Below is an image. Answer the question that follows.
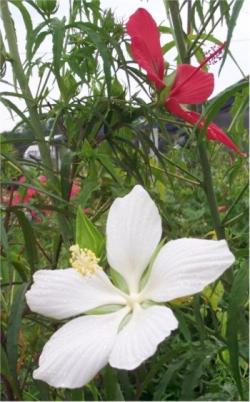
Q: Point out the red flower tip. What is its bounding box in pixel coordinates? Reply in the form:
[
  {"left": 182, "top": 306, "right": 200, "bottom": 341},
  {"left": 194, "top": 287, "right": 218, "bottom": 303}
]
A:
[
  {"left": 126, "top": 8, "right": 165, "bottom": 89},
  {"left": 165, "top": 98, "right": 245, "bottom": 157},
  {"left": 206, "top": 123, "right": 246, "bottom": 157}
]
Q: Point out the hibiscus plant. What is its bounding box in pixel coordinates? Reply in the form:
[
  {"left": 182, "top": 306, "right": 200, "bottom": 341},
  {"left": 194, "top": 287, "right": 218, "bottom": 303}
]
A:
[{"left": 1, "top": 0, "right": 248, "bottom": 401}]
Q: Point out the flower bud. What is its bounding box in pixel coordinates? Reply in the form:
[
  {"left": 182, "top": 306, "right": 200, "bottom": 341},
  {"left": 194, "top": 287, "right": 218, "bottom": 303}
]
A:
[{"left": 36, "top": 0, "right": 58, "bottom": 15}]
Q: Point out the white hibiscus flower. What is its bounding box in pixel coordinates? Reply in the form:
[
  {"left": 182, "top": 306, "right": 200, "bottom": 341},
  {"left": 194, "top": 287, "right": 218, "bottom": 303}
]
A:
[{"left": 26, "top": 185, "right": 234, "bottom": 389}]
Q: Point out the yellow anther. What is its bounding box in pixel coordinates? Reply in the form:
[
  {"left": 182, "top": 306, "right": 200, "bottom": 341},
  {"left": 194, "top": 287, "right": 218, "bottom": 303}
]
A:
[{"left": 69, "top": 245, "right": 101, "bottom": 276}]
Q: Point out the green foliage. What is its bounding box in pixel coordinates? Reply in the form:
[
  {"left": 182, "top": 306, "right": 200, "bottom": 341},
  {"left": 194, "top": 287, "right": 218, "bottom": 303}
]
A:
[
  {"left": 76, "top": 206, "right": 104, "bottom": 258},
  {"left": 0, "top": 0, "right": 248, "bottom": 400}
]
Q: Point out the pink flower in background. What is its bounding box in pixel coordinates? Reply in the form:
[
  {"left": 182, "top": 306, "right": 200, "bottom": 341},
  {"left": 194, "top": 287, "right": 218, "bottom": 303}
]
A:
[
  {"left": 2, "top": 176, "right": 84, "bottom": 220},
  {"left": 70, "top": 182, "right": 81, "bottom": 198},
  {"left": 126, "top": 8, "right": 245, "bottom": 156}
]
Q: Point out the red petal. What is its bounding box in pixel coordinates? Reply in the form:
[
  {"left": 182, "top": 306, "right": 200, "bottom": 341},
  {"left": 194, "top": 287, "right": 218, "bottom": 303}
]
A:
[
  {"left": 70, "top": 182, "right": 80, "bottom": 198},
  {"left": 126, "top": 8, "right": 165, "bottom": 89},
  {"left": 170, "top": 64, "right": 214, "bottom": 104},
  {"left": 12, "top": 192, "right": 21, "bottom": 206},
  {"left": 165, "top": 98, "right": 190, "bottom": 119},
  {"left": 23, "top": 188, "right": 37, "bottom": 203},
  {"left": 18, "top": 175, "right": 26, "bottom": 184},
  {"left": 206, "top": 122, "right": 246, "bottom": 157},
  {"left": 39, "top": 175, "right": 47, "bottom": 183},
  {"left": 165, "top": 98, "right": 245, "bottom": 156}
]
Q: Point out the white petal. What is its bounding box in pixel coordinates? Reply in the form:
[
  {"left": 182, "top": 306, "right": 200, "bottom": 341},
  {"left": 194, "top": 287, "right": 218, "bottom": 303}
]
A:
[
  {"left": 26, "top": 269, "right": 125, "bottom": 320},
  {"left": 33, "top": 308, "right": 129, "bottom": 389},
  {"left": 141, "top": 238, "right": 235, "bottom": 302},
  {"left": 106, "top": 185, "right": 162, "bottom": 293},
  {"left": 109, "top": 305, "right": 178, "bottom": 370}
]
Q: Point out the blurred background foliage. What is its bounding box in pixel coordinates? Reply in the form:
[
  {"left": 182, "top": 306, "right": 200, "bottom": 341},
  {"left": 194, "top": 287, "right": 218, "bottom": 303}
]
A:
[{"left": 0, "top": 0, "right": 249, "bottom": 400}]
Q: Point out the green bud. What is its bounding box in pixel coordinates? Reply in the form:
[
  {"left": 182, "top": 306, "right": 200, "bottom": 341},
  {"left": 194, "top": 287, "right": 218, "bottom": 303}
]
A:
[
  {"left": 36, "top": 0, "right": 58, "bottom": 15},
  {"left": 61, "top": 71, "right": 78, "bottom": 102},
  {"left": 111, "top": 78, "right": 124, "bottom": 98}
]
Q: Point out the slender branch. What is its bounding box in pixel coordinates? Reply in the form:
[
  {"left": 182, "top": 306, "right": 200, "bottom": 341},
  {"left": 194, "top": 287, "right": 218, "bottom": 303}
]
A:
[
  {"left": 1, "top": 0, "right": 71, "bottom": 247},
  {"left": 150, "top": 164, "right": 200, "bottom": 186},
  {"left": 223, "top": 212, "right": 246, "bottom": 227},
  {"left": 1, "top": 0, "right": 54, "bottom": 178},
  {"left": 222, "top": 183, "right": 248, "bottom": 224},
  {"left": 160, "top": 152, "right": 202, "bottom": 183},
  {"left": 164, "top": 0, "right": 226, "bottom": 242},
  {"left": 165, "top": 0, "right": 187, "bottom": 63},
  {"left": 187, "top": 0, "right": 192, "bottom": 37},
  {"left": 197, "top": 139, "right": 225, "bottom": 239},
  {"left": 188, "top": 0, "right": 221, "bottom": 57}
]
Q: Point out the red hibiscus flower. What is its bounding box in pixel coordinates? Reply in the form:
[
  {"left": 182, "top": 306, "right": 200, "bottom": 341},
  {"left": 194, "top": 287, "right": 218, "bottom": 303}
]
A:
[
  {"left": 126, "top": 8, "right": 245, "bottom": 156},
  {"left": 126, "top": 8, "right": 165, "bottom": 90}
]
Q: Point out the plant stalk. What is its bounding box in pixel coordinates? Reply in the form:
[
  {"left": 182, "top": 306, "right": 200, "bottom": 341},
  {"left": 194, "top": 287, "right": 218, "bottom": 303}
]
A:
[
  {"left": 1, "top": 0, "right": 54, "bottom": 178},
  {"left": 197, "top": 139, "right": 225, "bottom": 239},
  {"left": 165, "top": 0, "right": 225, "bottom": 241},
  {"left": 1, "top": 0, "right": 71, "bottom": 244},
  {"left": 165, "top": 0, "right": 188, "bottom": 63}
]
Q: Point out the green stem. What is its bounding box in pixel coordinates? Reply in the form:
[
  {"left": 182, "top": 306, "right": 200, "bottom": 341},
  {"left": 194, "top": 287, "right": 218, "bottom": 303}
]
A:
[
  {"left": 164, "top": 0, "right": 225, "bottom": 241},
  {"left": 150, "top": 164, "right": 200, "bottom": 186},
  {"left": 160, "top": 152, "right": 202, "bottom": 183},
  {"left": 165, "top": 0, "right": 187, "bottom": 63},
  {"left": 223, "top": 212, "right": 246, "bottom": 227},
  {"left": 1, "top": 0, "right": 71, "bottom": 244},
  {"left": 197, "top": 139, "right": 225, "bottom": 239},
  {"left": 221, "top": 182, "right": 248, "bottom": 224},
  {"left": 1, "top": 0, "right": 54, "bottom": 178}
]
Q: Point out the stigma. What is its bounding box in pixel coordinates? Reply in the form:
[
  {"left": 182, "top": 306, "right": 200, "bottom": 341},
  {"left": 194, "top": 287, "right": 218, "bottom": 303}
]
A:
[{"left": 70, "top": 245, "right": 101, "bottom": 276}]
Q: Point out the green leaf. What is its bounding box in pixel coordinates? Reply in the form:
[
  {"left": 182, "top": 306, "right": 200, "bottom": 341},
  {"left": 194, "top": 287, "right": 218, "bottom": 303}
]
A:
[
  {"left": 103, "top": 366, "right": 124, "bottom": 401},
  {"left": 13, "top": 210, "right": 38, "bottom": 273},
  {"left": 172, "top": 308, "right": 192, "bottom": 342},
  {"left": 219, "top": 0, "right": 244, "bottom": 73},
  {"left": 226, "top": 263, "right": 248, "bottom": 400},
  {"left": 159, "top": 26, "right": 173, "bottom": 34},
  {"left": 96, "top": 151, "right": 120, "bottom": 183},
  {"left": 0, "top": 97, "right": 31, "bottom": 127},
  {"left": 154, "top": 359, "right": 186, "bottom": 400},
  {"left": 33, "top": 380, "right": 50, "bottom": 401},
  {"left": 76, "top": 178, "right": 99, "bottom": 208},
  {"left": 1, "top": 344, "right": 18, "bottom": 399},
  {"left": 65, "top": 387, "right": 84, "bottom": 401},
  {"left": 219, "top": 0, "right": 230, "bottom": 25},
  {"left": 180, "top": 354, "right": 207, "bottom": 400},
  {"left": 9, "top": 0, "right": 33, "bottom": 61},
  {"left": 1, "top": 344, "right": 11, "bottom": 381},
  {"left": 60, "top": 151, "right": 74, "bottom": 200},
  {"left": 11, "top": 259, "right": 28, "bottom": 282},
  {"left": 202, "top": 280, "right": 224, "bottom": 310},
  {"left": 162, "top": 40, "right": 175, "bottom": 55},
  {"left": 26, "top": 20, "right": 48, "bottom": 61},
  {"left": 30, "top": 30, "right": 50, "bottom": 60},
  {"left": 69, "top": 22, "right": 112, "bottom": 95},
  {"left": 6, "top": 283, "right": 28, "bottom": 395},
  {"left": 202, "top": 80, "right": 248, "bottom": 135},
  {"left": 76, "top": 206, "right": 104, "bottom": 257},
  {"left": 51, "top": 17, "right": 66, "bottom": 91},
  {"left": 0, "top": 219, "right": 9, "bottom": 251}
]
